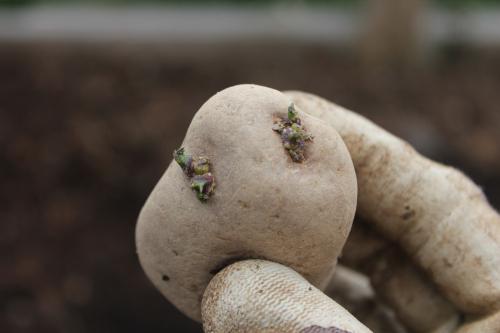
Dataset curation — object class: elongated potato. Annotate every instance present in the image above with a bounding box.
[136,85,357,320]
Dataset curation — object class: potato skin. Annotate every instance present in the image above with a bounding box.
[136,84,357,321]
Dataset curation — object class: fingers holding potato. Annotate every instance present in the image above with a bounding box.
[136,85,500,333]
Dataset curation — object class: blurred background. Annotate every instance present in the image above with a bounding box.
[1,0,500,332]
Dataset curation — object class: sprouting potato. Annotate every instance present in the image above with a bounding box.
[135,84,357,320]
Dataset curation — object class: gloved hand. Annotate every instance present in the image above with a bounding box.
[136,86,500,333]
[201,91,500,333]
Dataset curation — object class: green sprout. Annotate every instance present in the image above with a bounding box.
[288,103,299,123]
[191,173,215,202]
[273,103,313,163]
[193,157,210,175]
[173,147,193,176]
[173,147,215,202]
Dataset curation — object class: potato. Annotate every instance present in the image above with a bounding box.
[135,84,357,320]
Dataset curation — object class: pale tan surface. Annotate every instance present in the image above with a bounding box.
[136,85,357,320]
[325,265,407,333]
[341,222,459,333]
[137,86,500,331]
[456,311,500,333]
[202,259,372,333]
[286,91,500,332]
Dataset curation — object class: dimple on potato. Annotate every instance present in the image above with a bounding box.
[135,84,357,320]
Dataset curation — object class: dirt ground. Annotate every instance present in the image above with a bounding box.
[1,41,500,333]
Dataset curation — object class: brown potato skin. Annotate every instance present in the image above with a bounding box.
[136,85,357,321]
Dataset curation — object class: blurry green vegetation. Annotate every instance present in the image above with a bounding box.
[0,0,354,6]
[1,0,499,7]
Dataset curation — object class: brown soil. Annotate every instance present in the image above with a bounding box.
[1,41,499,333]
